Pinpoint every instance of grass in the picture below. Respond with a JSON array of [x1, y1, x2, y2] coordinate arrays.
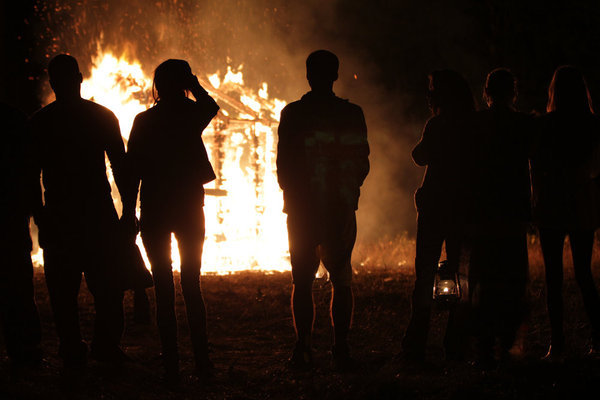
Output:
[[1, 234, 600, 399]]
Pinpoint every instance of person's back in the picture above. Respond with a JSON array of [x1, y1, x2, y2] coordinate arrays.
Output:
[[529, 65, 600, 360], [468, 68, 532, 368], [277, 90, 369, 216], [531, 110, 600, 230], [127, 95, 217, 229], [475, 106, 532, 222], [30, 99, 123, 231]]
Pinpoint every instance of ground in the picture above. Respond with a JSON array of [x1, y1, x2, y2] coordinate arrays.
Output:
[[1, 236, 600, 399]]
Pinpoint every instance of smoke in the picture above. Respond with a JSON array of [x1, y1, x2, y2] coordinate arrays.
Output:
[[32, 0, 425, 242]]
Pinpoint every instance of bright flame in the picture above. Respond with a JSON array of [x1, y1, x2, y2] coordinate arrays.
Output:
[[207, 73, 221, 89], [80, 53, 151, 141], [223, 65, 244, 85], [32, 50, 290, 274]]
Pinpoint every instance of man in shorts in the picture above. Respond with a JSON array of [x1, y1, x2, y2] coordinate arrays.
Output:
[[277, 50, 370, 370]]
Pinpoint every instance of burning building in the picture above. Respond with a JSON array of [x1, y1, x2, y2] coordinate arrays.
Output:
[[32, 49, 290, 274]]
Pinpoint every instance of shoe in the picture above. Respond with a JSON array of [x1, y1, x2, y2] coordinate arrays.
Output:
[[288, 345, 313, 371]]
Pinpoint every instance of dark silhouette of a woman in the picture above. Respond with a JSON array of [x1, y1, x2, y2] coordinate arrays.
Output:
[[123, 59, 219, 384], [531, 66, 600, 361]]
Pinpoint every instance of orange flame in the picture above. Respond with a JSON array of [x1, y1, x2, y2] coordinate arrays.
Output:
[[32, 50, 290, 274]]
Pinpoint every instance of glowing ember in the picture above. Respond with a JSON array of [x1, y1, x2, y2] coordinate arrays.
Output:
[[32, 50, 290, 274]]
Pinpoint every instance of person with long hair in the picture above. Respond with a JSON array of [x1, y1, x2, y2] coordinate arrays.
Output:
[[122, 59, 219, 384], [402, 70, 477, 362], [531, 65, 600, 361]]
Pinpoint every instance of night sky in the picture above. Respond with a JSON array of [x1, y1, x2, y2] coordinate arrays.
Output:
[[2, 0, 600, 238]]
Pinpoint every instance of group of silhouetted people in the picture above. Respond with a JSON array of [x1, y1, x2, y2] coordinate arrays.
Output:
[[0, 50, 370, 387], [2, 48, 600, 390], [404, 66, 600, 369]]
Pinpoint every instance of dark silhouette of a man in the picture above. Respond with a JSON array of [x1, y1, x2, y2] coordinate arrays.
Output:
[[469, 68, 532, 368], [29, 54, 128, 369], [0, 101, 42, 370], [277, 50, 369, 370]]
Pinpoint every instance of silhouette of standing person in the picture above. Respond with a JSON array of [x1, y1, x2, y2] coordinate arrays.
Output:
[[402, 70, 476, 362], [277, 50, 370, 370], [123, 59, 219, 384], [0, 102, 42, 371], [29, 54, 128, 371], [469, 68, 532, 368], [530, 66, 600, 361]]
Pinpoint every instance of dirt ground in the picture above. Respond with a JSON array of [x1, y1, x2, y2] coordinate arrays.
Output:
[[1, 239, 600, 399]]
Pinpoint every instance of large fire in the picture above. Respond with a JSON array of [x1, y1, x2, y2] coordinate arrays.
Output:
[[33, 50, 290, 274]]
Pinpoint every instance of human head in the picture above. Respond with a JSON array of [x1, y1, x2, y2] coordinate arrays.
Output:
[[427, 69, 475, 116], [306, 50, 339, 91], [48, 54, 83, 100], [547, 65, 593, 114], [152, 59, 192, 102], [484, 68, 517, 108]]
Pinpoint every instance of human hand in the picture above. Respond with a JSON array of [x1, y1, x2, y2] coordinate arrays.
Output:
[[188, 74, 208, 99]]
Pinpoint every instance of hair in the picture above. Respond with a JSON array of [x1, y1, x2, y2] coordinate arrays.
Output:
[[48, 54, 80, 83], [427, 69, 475, 116], [306, 50, 339, 83], [484, 68, 517, 107], [152, 59, 192, 103], [547, 65, 594, 114]]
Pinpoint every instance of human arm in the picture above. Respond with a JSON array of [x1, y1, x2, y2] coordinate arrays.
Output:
[[105, 112, 127, 193], [276, 106, 295, 191], [411, 119, 434, 166], [120, 115, 144, 232], [189, 75, 220, 132]]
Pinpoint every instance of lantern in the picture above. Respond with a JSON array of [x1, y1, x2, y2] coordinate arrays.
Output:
[[433, 260, 461, 304]]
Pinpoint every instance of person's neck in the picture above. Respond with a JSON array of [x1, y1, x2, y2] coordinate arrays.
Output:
[[310, 87, 334, 95], [55, 92, 82, 103]]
